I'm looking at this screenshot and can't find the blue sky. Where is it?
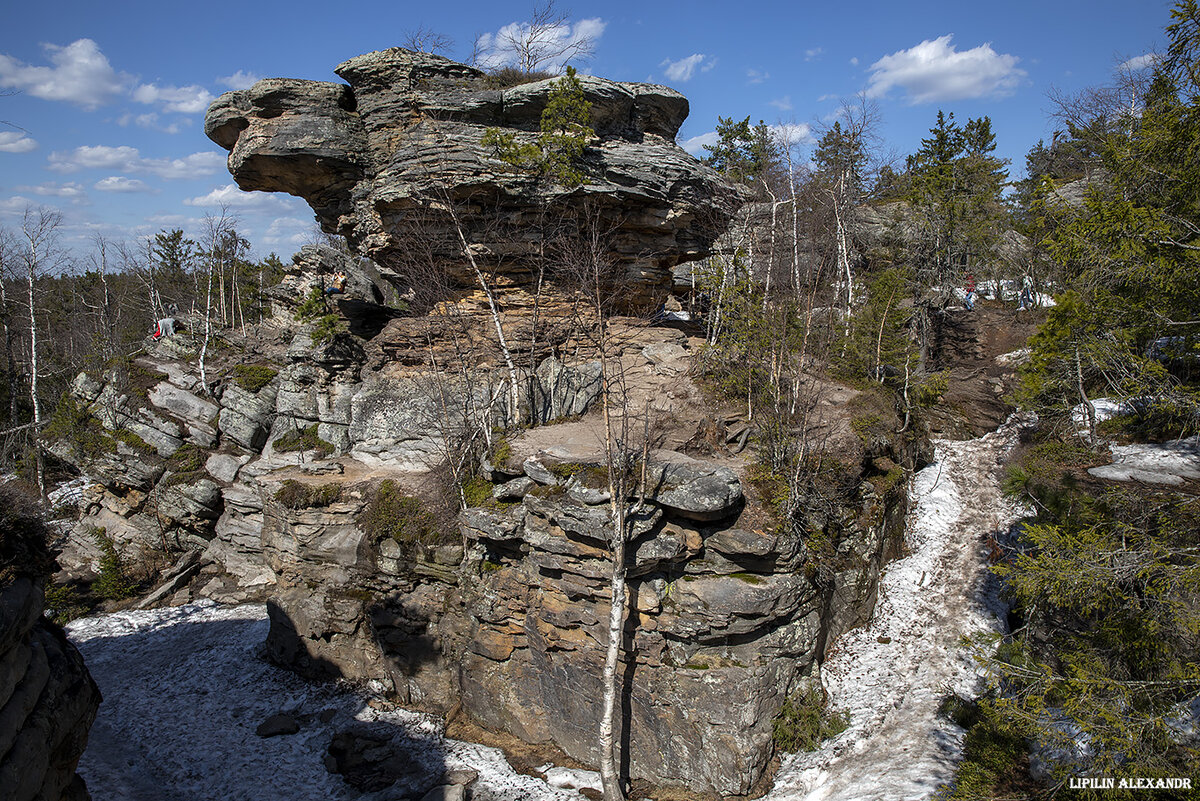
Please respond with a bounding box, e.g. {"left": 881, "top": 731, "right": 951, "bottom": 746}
{"left": 0, "top": 0, "right": 1171, "bottom": 261}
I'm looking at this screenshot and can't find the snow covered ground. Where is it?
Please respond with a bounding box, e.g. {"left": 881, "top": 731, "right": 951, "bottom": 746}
{"left": 66, "top": 602, "right": 589, "bottom": 801}
{"left": 766, "top": 421, "right": 1023, "bottom": 801}
{"left": 1071, "top": 398, "right": 1200, "bottom": 485}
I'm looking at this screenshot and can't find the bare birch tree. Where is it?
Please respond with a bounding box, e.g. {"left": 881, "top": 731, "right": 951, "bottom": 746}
{"left": 20, "top": 207, "right": 65, "bottom": 499}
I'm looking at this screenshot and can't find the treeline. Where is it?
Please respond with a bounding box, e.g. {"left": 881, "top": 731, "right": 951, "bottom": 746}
{"left": 0, "top": 210, "right": 286, "bottom": 492}
{"left": 688, "top": 3, "right": 1200, "bottom": 796}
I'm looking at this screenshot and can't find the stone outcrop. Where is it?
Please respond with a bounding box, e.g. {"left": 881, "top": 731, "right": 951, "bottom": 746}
{"left": 33, "top": 56, "right": 943, "bottom": 797}
{"left": 0, "top": 490, "right": 100, "bottom": 801}
{"left": 255, "top": 386, "right": 920, "bottom": 796}
{"left": 205, "top": 49, "right": 738, "bottom": 310}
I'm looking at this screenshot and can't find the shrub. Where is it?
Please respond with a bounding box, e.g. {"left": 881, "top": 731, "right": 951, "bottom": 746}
{"left": 483, "top": 66, "right": 554, "bottom": 88}
{"left": 114, "top": 428, "right": 155, "bottom": 454}
{"left": 162, "top": 442, "right": 207, "bottom": 487}
{"left": 44, "top": 583, "right": 89, "bottom": 625}
{"left": 43, "top": 394, "right": 112, "bottom": 458}
{"left": 358, "top": 479, "right": 452, "bottom": 555}
{"left": 231, "top": 364, "right": 278, "bottom": 393}
{"left": 460, "top": 475, "right": 494, "bottom": 508}
{"left": 274, "top": 479, "right": 342, "bottom": 510}
{"left": 91, "top": 527, "right": 138, "bottom": 601}
{"left": 773, "top": 686, "right": 849, "bottom": 753}
{"left": 938, "top": 702, "right": 1028, "bottom": 800}
{"left": 311, "top": 313, "right": 346, "bottom": 345}
{"left": 0, "top": 483, "right": 54, "bottom": 584}
{"left": 274, "top": 423, "right": 334, "bottom": 457}
{"left": 294, "top": 286, "right": 327, "bottom": 321}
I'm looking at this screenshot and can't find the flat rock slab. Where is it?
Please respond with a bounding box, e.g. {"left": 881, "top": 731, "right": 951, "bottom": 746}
{"left": 1088, "top": 436, "right": 1200, "bottom": 485}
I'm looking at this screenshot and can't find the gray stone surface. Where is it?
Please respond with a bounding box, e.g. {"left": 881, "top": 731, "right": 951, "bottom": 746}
{"left": 206, "top": 49, "right": 738, "bottom": 311}
{"left": 0, "top": 542, "right": 99, "bottom": 801}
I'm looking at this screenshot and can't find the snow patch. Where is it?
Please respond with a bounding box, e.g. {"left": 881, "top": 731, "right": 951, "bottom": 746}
{"left": 67, "top": 601, "right": 584, "bottom": 801}
{"left": 767, "top": 421, "right": 1022, "bottom": 801}
{"left": 542, "top": 766, "right": 603, "bottom": 791}
{"left": 1088, "top": 436, "right": 1200, "bottom": 485}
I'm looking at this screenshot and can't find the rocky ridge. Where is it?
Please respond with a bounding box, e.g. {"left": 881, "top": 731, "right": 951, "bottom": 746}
{"left": 46, "top": 274, "right": 921, "bottom": 794}
{"left": 38, "top": 53, "right": 938, "bottom": 798}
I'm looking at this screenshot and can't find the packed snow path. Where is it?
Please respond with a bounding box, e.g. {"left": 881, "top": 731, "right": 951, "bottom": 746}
{"left": 66, "top": 602, "right": 584, "bottom": 801}
{"left": 768, "top": 421, "right": 1022, "bottom": 801}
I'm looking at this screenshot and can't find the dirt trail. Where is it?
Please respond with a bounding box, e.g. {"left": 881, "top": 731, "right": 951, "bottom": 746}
{"left": 768, "top": 419, "right": 1023, "bottom": 801}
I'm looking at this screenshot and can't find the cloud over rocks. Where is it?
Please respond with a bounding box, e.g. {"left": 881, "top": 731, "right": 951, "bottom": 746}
{"left": 184, "top": 183, "right": 307, "bottom": 214}
{"left": 661, "top": 54, "right": 715, "bottom": 83}
{"left": 0, "top": 39, "right": 130, "bottom": 110}
{"left": 218, "top": 70, "right": 263, "bottom": 90}
{"left": 679, "top": 130, "right": 719, "bottom": 157}
{"left": 867, "top": 35, "right": 1025, "bottom": 104}
{"left": 47, "top": 145, "right": 224, "bottom": 178}
{"left": 132, "top": 82, "right": 215, "bottom": 114}
{"left": 474, "top": 15, "right": 606, "bottom": 73}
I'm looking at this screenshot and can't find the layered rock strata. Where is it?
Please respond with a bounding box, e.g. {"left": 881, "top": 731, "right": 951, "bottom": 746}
{"left": 0, "top": 495, "right": 100, "bottom": 801}
{"left": 205, "top": 49, "right": 738, "bottom": 310}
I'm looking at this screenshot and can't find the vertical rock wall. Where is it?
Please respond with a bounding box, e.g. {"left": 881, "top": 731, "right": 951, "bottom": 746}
{"left": 0, "top": 495, "right": 100, "bottom": 801}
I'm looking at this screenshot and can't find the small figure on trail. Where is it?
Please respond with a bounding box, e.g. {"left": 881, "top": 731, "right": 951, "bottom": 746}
{"left": 963, "top": 273, "right": 976, "bottom": 311}
{"left": 325, "top": 271, "right": 347, "bottom": 296}
{"left": 1017, "top": 278, "right": 1033, "bottom": 311}
{"left": 152, "top": 317, "right": 176, "bottom": 340}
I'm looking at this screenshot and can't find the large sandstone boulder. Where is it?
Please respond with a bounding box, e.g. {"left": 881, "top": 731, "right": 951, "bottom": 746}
{"left": 0, "top": 489, "right": 100, "bottom": 801}
{"left": 205, "top": 49, "right": 739, "bottom": 310}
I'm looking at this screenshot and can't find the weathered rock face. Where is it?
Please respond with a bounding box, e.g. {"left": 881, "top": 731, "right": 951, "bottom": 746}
{"left": 0, "top": 494, "right": 100, "bottom": 801}
{"left": 259, "top": 421, "right": 918, "bottom": 796}
{"left": 205, "top": 49, "right": 738, "bottom": 310}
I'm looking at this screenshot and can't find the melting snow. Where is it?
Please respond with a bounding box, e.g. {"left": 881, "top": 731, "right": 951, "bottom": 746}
{"left": 766, "top": 421, "right": 1023, "bottom": 801}
{"left": 66, "top": 601, "right": 582, "bottom": 801}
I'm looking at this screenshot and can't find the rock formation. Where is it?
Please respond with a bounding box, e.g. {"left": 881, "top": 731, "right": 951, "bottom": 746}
{"left": 205, "top": 49, "right": 738, "bottom": 311}
{"left": 0, "top": 489, "right": 100, "bottom": 801}
{"left": 37, "top": 54, "right": 941, "bottom": 798}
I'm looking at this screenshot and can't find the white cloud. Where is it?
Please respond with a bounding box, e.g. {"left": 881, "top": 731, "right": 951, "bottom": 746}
{"left": 662, "top": 54, "right": 715, "bottom": 83}
{"left": 48, "top": 145, "right": 224, "bottom": 178}
{"left": 867, "top": 34, "right": 1025, "bottom": 104}
{"left": 746, "top": 68, "right": 769, "bottom": 85}
{"left": 770, "top": 123, "right": 812, "bottom": 147}
{"left": 94, "top": 176, "right": 152, "bottom": 193}
{"left": 131, "top": 82, "right": 214, "bottom": 114}
{"left": 261, "top": 216, "right": 312, "bottom": 248}
{"left": 474, "top": 16, "right": 606, "bottom": 73}
{"left": 1121, "top": 53, "right": 1159, "bottom": 71}
{"left": 817, "top": 93, "right": 838, "bottom": 102}
{"left": 805, "top": 48, "right": 824, "bottom": 62}
{"left": 769, "top": 96, "right": 793, "bottom": 112}
{"left": 0, "top": 196, "right": 35, "bottom": 215}
{"left": 679, "top": 131, "right": 719, "bottom": 157}
{"left": 0, "top": 39, "right": 218, "bottom": 117}
{"left": 0, "top": 39, "right": 131, "bottom": 109}
{"left": 219, "top": 70, "right": 263, "bottom": 90}
{"left": 15, "top": 181, "right": 88, "bottom": 203}
{"left": 0, "top": 131, "right": 38, "bottom": 153}
{"left": 183, "top": 183, "right": 299, "bottom": 212}
{"left": 849, "top": 57, "right": 859, "bottom": 66}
